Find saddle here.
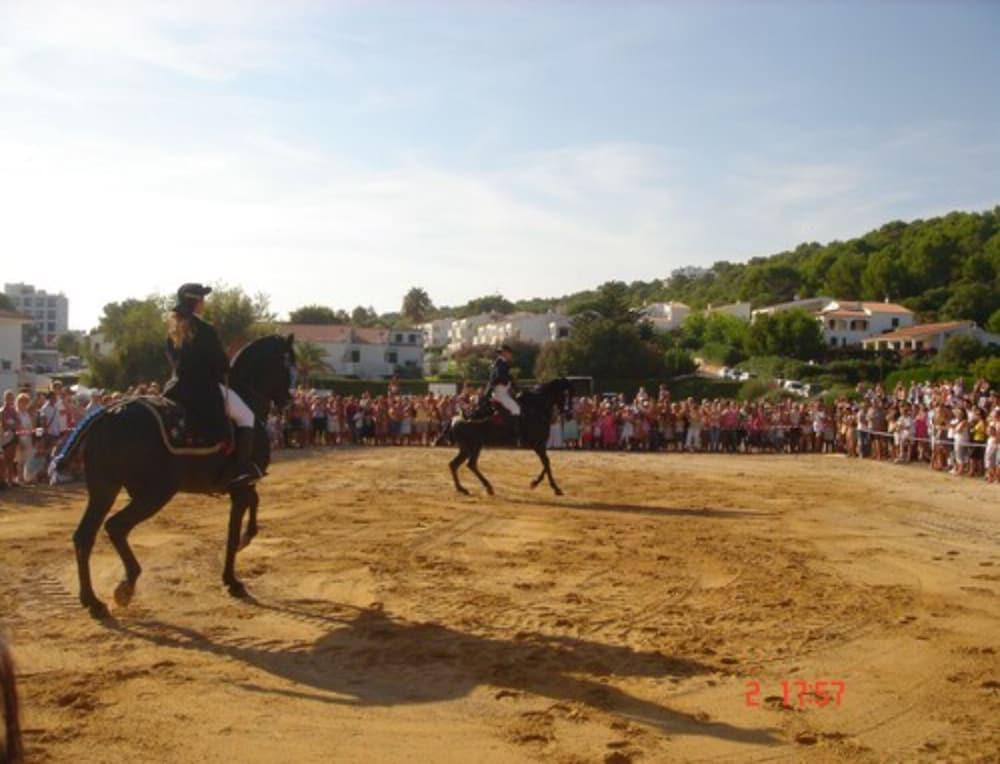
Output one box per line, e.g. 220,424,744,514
115,397,232,456
464,400,515,426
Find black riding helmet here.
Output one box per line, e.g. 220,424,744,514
172,283,212,313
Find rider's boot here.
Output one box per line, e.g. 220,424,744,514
230,426,258,487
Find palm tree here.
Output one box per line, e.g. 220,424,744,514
294,340,332,386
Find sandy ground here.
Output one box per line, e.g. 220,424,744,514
1,447,998,763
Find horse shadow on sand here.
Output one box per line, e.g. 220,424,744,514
107,598,778,747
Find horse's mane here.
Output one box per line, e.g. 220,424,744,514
0,636,22,764
231,335,289,377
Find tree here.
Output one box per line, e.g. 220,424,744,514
293,340,332,385
535,318,666,380
0,294,14,311
746,309,825,361
822,252,865,298
940,283,998,325
987,308,1000,334
401,287,434,323
934,335,986,369
454,294,514,318
288,305,347,324
203,286,275,351
568,281,637,323
663,348,697,377
85,297,171,389
351,306,378,327
56,333,81,356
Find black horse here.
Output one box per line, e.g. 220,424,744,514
0,636,22,764
448,377,573,496
58,334,296,618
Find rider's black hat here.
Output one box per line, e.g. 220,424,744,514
173,283,212,313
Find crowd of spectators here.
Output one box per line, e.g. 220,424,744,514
2,377,997,490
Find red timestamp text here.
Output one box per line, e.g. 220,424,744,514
745,679,846,709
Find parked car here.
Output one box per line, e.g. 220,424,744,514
782,380,809,396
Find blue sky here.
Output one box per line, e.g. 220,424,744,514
1,1,997,329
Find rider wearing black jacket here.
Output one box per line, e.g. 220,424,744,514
164,283,256,486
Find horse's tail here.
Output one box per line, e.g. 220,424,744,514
0,636,23,764
49,405,108,479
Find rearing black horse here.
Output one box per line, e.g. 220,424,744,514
58,334,296,618
448,377,573,496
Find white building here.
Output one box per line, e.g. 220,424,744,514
3,282,69,346
817,300,914,347
862,321,1000,353
85,330,115,359
751,296,834,321
446,313,497,355
705,301,751,321
282,324,423,380
640,302,691,332
0,309,29,393
419,319,453,350
472,311,572,347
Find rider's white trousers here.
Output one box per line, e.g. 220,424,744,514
220,384,254,428
491,383,521,416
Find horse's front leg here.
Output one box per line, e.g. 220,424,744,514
533,446,563,496
238,488,259,551
223,486,252,597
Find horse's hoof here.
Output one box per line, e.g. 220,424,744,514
86,600,111,620
553,488,564,496
486,487,495,496
457,488,470,496
530,480,540,490
113,580,135,607
226,580,249,599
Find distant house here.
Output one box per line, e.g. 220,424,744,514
85,330,115,359
446,313,498,356
473,311,571,347
862,321,1000,353
751,296,834,320
418,318,453,350
705,302,751,321
640,302,690,332
281,324,423,380
752,297,915,347
0,309,30,392
816,300,914,347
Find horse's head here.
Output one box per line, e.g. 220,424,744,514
231,334,297,416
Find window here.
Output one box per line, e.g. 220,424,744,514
558,327,570,338
394,333,402,343
1,360,10,371
829,337,838,347
828,319,835,329
891,318,900,328
408,334,416,343
386,351,398,364
350,350,360,363
47,322,56,331
405,360,417,367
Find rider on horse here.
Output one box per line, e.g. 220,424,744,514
486,344,520,417
164,283,257,487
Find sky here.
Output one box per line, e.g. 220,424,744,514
1,1,998,330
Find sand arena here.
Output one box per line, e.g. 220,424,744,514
1,448,998,762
